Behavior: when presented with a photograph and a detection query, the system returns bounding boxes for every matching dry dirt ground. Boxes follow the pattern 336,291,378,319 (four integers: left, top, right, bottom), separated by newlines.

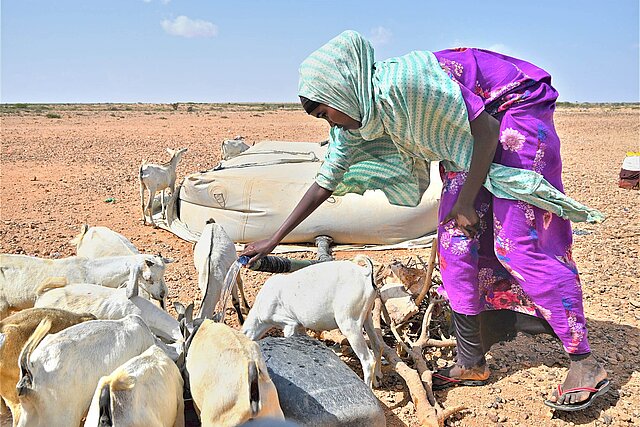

1,103,638,427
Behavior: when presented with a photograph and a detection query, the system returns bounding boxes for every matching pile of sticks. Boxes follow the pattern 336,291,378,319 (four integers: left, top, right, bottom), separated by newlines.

371,240,464,427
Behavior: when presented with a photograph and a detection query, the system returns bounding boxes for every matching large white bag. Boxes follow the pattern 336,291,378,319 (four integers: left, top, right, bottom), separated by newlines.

167,141,441,245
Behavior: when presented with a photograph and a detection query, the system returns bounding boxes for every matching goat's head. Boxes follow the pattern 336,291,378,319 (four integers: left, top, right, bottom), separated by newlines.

166,147,188,162
135,255,171,305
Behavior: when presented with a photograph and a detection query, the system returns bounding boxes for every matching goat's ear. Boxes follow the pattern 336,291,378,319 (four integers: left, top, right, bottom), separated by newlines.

185,303,194,325
162,257,175,264
174,301,185,316
126,265,141,299
166,148,174,155
179,318,188,339
16,372,33,396
175,350,185,370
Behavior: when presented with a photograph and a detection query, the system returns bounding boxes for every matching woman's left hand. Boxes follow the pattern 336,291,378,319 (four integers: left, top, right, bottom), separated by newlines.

442,201,481,239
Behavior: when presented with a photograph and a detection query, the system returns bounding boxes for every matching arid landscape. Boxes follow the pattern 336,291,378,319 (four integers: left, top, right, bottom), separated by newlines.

1,103,638,426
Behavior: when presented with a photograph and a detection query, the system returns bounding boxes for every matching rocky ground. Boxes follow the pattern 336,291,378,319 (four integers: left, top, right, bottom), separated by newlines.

1,103,638,426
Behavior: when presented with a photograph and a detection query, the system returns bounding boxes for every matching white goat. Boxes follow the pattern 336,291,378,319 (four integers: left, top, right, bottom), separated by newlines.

69,224,163,307
242,255,382,388
84,345,184,427
35,281,181,343
186,320,284,426
71,224,139,258
0,308,96,427
193,219,249,321
221,137,250,160
139,147,187,226
0,253,170,318
16,314,156,427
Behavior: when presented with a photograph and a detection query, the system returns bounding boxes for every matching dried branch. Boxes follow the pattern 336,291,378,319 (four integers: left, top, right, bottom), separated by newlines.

415,238,438,307
377,299,464,426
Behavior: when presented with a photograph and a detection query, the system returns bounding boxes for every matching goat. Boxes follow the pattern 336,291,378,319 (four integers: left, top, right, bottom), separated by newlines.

221,137,250,160
16,314,156,427
139,147,187,226
242,255,382,388
0,253,170,318
69,224,164,308
186,319,284,426
70,224,139,258
0,308,95,426
35,281,181,343
193,219,249,322
84,345,184,427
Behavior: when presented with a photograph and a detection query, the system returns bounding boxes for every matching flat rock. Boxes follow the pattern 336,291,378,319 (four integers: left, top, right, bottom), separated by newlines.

259,335,385,427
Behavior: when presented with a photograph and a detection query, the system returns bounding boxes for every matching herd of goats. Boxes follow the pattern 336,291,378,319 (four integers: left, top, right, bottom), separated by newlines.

0,147,402,427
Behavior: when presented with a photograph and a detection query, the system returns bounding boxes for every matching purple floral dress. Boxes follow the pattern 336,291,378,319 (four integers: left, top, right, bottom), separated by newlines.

432,48,589,354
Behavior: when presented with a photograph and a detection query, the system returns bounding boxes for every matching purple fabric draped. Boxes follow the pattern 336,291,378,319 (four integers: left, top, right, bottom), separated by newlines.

432,48,589,354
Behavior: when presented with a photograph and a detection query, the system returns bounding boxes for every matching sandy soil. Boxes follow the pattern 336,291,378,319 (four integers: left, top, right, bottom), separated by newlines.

1,103,638,426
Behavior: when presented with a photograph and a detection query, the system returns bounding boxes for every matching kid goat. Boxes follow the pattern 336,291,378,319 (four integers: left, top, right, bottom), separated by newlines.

69,224,165,306
193,219,249,321
16,315,156,427
139,147,187,226
0,253,170,318
186,319,284,426
0,308,95,426
35,281,181,343
84,345,184,427
242,255,382,388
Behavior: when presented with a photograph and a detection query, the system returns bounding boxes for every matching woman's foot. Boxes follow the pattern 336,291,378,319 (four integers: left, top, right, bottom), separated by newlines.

432,363,491,390
546,354,608,407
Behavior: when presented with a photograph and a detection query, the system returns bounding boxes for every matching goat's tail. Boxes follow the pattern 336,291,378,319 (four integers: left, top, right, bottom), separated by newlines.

352,255,376,289
36,277,68,297
98,381,113,427
69,224,89,248
17,318,52,396
107,367,136,391
97,366,135,426
248,360,260,417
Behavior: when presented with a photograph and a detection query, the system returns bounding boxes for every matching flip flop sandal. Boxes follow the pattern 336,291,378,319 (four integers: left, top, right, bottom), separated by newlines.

432,372,488,390
543,379,610,412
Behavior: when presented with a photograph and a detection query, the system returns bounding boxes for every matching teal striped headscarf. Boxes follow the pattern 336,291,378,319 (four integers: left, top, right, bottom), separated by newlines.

298,30,383,141
298,30,474,206
298,31,604,223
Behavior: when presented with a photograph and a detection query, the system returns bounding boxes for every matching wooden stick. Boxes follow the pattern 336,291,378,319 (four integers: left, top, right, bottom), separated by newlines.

415,238,438,307
378,300,465,425
372,299,441,426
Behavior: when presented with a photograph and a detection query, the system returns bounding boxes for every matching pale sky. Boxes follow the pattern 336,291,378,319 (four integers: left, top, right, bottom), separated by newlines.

2,0,639,103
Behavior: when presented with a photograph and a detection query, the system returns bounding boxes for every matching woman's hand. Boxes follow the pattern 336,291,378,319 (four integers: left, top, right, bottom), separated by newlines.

239,238,278,267
238,183,333,267
442,201,481,239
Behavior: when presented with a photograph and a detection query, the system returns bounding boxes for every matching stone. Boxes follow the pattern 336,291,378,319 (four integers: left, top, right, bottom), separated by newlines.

259,335,385,427
379,282,419,324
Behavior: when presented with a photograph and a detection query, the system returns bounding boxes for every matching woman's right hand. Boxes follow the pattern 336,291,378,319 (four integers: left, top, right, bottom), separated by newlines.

239,182,333,267
239,238,278,267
